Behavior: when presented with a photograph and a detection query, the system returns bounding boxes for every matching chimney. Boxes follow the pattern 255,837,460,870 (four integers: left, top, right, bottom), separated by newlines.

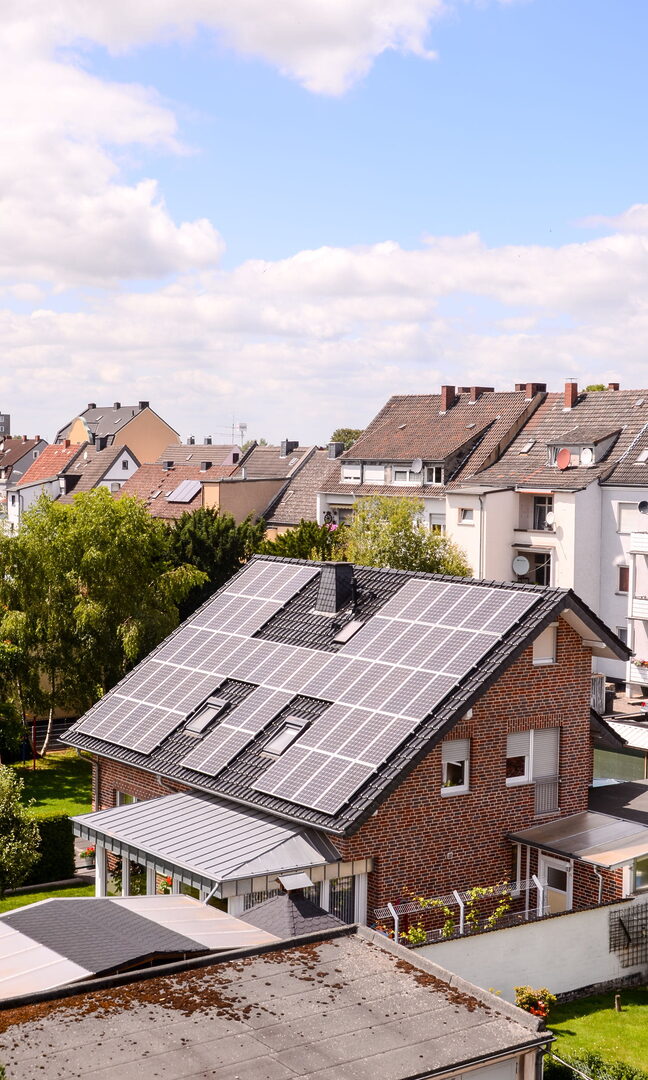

163,460,173,471
205,436,212,445
440,385,456,413
87,402,96,410
200,461,212,472
113,401,121,410
138,400,149,410
564,380,578,409
34,435,40,441
470,386,494,403
64,440,70,448
96,435,107,451
280,439,299,458
232,452,239,463
608,382,620,391
315,563,355,614
458,386,471,393
328,441,345,459
22,435,27,442
187,435,195,445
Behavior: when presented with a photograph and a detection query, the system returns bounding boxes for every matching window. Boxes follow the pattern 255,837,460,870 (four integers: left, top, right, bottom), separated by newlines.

634,856,648,891
110,482,121,493
185,697,229,733
341,464,361,484
429,513,446,534
506,728,559,786
115,791,137,806
617,625,628,646
122,458,129,470
393,468,418,484
32,450,39,459
458,507,474,524
533,495,553,530
329,876,355,922
441,739,470,793
363,464,385,484
618,566,630,593
533,623,557,665
262,720,305,757
517,550,552,586
426,465,444,485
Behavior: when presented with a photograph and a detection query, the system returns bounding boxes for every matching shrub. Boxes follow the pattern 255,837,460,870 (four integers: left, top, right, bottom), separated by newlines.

0,703,26,764
546,1051,648,1080
24,815,75,886
0,766,40,896
514,985,557,1020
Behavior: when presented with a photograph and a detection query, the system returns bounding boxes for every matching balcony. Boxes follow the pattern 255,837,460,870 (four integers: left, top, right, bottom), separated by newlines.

628,662,648,685
632,596,648,620
534,777,559,816
630,532,648,554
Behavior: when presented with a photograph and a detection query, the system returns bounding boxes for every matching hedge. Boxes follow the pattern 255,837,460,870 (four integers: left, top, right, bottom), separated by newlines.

546,1052,648,1080
24,815,75,886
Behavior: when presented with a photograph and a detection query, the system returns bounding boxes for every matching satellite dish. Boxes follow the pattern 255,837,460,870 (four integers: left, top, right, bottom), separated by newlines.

556,447,571,471
639,501,648,515
545,511,555,526
580,446,594,466
513,555,530,576
411,458,423,474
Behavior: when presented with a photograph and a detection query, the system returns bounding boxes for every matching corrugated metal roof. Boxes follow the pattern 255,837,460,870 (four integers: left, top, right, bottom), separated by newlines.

607,720,648,751
73,791,341,883
509,810,648,868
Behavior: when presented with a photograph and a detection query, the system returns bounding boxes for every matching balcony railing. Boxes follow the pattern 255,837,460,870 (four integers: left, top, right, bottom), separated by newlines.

632,596,648,620
534,777,559,816
630,532,648,554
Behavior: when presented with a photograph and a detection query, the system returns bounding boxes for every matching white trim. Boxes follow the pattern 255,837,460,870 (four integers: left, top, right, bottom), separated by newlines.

95,844,106,897
538,852,573,913
354,873,368,924
146,865,156,895
228,895,245,917
121,857,130,897
320,880,331,912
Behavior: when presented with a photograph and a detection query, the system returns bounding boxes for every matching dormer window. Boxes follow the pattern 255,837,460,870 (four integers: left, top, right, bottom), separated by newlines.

393,467,420,485
426,465,444,485
363,464,385,484
341,464,361,484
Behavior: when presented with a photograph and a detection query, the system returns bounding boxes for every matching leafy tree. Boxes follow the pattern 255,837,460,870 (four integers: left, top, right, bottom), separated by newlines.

0,491,206,733
330,428,364,450
345,496,472,575
0,766,40,897
0,702,25,764
168,507,265,618
262,520,347,561
241,437,268,452
586,384,607,391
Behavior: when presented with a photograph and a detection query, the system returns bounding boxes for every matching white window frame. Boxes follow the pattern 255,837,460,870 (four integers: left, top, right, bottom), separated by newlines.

633,854,648,892
428,513,446,534
532,623,557,666
362,464,385,485
392,467,419,485
341,463,361,484
441,738,470,795
426,464,444,485
115,791,138,806
458,507,474,524
262,721,304,757
506,728,560,787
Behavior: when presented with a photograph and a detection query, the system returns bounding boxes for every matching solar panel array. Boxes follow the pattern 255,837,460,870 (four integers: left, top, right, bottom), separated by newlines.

180,687,294,776
73,559,541,814
73,562,318,753
167,479,202,503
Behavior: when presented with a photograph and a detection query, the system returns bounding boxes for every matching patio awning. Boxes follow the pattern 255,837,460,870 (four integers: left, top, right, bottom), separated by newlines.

72,792,370,898
508,811,648,869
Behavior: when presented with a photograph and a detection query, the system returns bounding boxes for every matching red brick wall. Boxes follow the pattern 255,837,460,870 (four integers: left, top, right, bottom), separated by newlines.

91,617,602,915
336,618,594,913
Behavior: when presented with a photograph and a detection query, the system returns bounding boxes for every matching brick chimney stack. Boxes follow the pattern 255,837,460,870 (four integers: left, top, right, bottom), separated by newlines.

608,382,620,391
440,385,456,413
564,380,578,409
469,386,494,403
516,382,547,399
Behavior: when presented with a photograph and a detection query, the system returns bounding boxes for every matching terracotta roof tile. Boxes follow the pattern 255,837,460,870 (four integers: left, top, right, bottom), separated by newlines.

16,444,81,487
266,450,332,526
0,438,43,479
117,463,235,519
233,445,313,480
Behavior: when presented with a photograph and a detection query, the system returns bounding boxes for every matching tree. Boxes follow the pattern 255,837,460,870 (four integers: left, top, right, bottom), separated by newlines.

585,384,607,391
262,520,347,561
167,507,265,618
330,428,364,450
241,437,268,452
0,766,40,897
0,490,206,731
345,496,472,575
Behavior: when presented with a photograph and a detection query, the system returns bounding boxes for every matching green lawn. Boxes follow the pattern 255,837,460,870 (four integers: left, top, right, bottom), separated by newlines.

549,988,648,1072
0,883,95,915
10,748,92,818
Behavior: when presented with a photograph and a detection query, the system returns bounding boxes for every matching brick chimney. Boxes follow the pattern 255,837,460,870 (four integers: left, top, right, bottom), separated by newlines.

440,385,456,413
138,400,149,410
87,402,96,410
564,381,578,409
113,402,121,409
470,386,494,403
515,382,547,399
608,382,620,391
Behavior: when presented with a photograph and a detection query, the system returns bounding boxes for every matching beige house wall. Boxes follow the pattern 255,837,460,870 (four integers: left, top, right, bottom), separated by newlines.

203,478,284,522
113,411,179,464
67,417,90,444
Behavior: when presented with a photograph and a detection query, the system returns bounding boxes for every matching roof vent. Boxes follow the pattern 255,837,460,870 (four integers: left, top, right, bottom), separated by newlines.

315,563,355,614
205,436,212,445
113,401,121,410
200,461,212,472
138,400,149,410
163,460,173,471
328,441,345,459
87,402,96,410
280,439,299,458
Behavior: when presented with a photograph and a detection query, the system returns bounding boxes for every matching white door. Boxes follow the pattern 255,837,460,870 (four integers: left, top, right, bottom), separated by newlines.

538,854,572,914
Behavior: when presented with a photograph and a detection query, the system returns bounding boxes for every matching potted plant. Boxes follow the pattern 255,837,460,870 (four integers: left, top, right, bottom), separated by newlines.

79,845,95,868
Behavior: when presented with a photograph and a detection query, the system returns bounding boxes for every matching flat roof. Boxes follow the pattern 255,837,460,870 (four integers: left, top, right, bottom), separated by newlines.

509,810,648,868
0,927,547,1078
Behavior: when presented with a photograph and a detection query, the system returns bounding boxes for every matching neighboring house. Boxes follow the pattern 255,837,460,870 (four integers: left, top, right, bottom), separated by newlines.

56,400,179,463
117,461,236,520
265,447,336,538
200,439,320,524
0,410,10,436
156,439,242,468
317,384,545,529
65,556,639,928
0,924,551,1080
0,434,48,528
7,441,138,529
595,716,648,781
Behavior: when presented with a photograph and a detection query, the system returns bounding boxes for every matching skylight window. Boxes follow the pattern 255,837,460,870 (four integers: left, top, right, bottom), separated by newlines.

263,718,306,757
520,440,536,454
333,619,365,644
637,449,648,463
185,697,229,735
635,399,645,407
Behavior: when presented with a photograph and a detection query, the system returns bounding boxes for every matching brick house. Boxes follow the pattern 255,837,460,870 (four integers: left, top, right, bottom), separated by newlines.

65,557,647,927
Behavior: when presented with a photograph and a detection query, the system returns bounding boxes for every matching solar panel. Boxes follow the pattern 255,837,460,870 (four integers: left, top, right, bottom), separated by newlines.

166,479,202,503
180,687,294,776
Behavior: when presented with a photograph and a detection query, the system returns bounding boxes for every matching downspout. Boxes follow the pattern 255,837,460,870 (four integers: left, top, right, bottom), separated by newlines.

593,867,604,904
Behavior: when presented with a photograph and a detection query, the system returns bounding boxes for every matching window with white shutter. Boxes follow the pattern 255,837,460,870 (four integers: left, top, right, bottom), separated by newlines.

506,728,559,786
506,731,530,784
533,624,557,665
441,738,470,794
532,728,560,779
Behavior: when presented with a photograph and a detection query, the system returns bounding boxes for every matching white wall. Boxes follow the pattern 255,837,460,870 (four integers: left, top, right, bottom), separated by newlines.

600,487,648,682
571,484,602,611
98,448,138,490
482,490,518,581
417,897,647,1002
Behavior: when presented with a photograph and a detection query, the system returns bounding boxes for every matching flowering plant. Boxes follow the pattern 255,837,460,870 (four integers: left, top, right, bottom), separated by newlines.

514,985,556,1020
633,659,648,668
80,845,95,860
158,875,173,895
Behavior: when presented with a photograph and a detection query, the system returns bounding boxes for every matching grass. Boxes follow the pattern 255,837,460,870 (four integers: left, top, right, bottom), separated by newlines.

0,883,95,915
10,748,92,818
549,988,648,1072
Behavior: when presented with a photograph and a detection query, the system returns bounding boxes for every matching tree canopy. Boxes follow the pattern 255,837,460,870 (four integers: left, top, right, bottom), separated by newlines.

585,384,607,391
262,520,347,561
330,428,364,450
345,496,472,575
0,766,40,897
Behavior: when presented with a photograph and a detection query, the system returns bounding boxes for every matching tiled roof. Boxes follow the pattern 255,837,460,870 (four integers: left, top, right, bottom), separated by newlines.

116,462,235,519
474,389,648,490
16,443,81,487
0,438,43,480
233,444,314,479
64,556,627,836
156,444,239,467
57,444,137,504
56,403,178,444
265,449,332,526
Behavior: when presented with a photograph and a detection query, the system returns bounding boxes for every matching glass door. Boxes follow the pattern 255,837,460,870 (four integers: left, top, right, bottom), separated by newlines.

538,854,572,914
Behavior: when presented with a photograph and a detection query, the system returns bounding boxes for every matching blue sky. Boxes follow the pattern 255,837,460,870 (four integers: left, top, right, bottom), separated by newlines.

2,1,648,444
